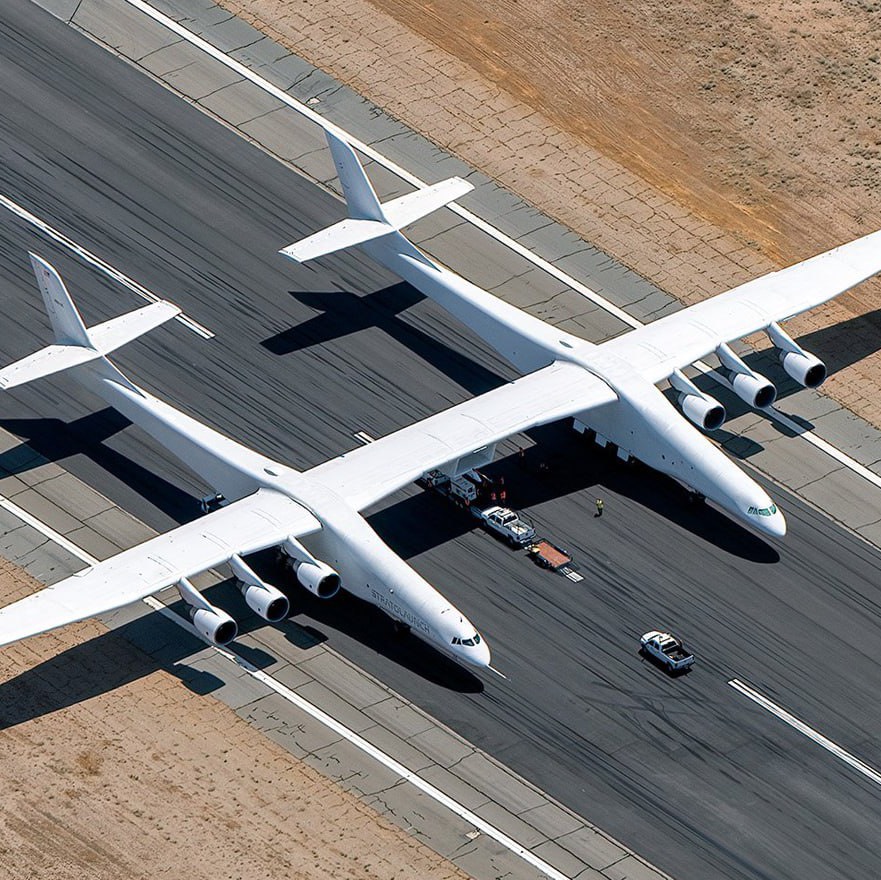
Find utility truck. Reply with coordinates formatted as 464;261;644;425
640;631;695;673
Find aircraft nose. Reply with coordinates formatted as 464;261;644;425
474;637;491;668
763;508;787;538
457;635;491;669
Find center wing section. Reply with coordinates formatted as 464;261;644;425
0;489;320;649
605;227;881;382
309;361;616;510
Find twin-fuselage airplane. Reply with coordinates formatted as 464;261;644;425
0;130;879;671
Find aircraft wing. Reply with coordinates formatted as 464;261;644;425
606;227;881;383
310;360;616;510
0;489;320;649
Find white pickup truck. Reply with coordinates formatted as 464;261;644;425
640;631;695;673
475;506;536;546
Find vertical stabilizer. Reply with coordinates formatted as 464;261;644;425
29;252;92;347
327;133;386;222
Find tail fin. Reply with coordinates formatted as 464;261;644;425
31;253;91;347
0;254;181;389
280;131;473;264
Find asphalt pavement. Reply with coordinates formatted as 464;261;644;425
1;3;881;879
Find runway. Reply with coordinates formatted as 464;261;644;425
2;4;881;879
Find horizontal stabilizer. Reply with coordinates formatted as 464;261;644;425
0;255;184;390
380;177;474;231
89;300;181;355
280;217;392;263
280;130;474;264
0;344;99;389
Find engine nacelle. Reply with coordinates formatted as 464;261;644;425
716;342;777;409
731;371;777;409
241;582;290;622
295;560;341;599
780;350;827;389
678;392;726;431
190;606;238;646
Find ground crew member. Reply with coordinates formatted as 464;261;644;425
595;498;604;517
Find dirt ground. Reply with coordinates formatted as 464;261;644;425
0;560;464;880
217;0;881;428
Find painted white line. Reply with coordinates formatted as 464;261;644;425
0;193;214;339
0;485;572;880
353;430;375;445
122;0;881;501
729;679;881;788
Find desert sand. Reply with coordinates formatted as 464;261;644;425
217;0;881;428
0;560;465;880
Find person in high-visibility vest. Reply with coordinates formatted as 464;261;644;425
595;498;604;517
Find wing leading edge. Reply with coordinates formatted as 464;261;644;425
310;360;617;510
605;227;881;382
0;489;320;649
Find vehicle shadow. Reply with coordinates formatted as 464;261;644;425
261;283;512;396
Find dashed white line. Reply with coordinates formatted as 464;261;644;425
123;0;881;500
353;430;375;445
0;484;572;880
0;193;213;339
729;678;881;788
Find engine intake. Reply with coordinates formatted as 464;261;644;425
678;392;726;431
716;343;777;409
781;350;827;389
229;554;290;622
191;606;238;645
766;321;827;389
241;583;290;622
731;371;777;409
281;538;341;599
669;370;726;431
296;561;342;599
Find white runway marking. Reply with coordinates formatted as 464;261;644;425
0;482;573;880
353;430;375;445
0;193;213;339
729;678;881;788
122;0;881;499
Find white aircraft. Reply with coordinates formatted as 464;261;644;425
0;253;525;669
283;131;881;539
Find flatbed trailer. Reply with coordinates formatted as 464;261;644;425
527;540;572;571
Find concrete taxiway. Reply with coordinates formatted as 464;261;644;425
2;3;881;880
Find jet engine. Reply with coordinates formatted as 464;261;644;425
191;606;238;645
679;392;726;431
669;370;726;431
766;322;827;388
177;576;238;645
716;343;777;409
229;554;289;622
281;538;341;599
295;561;342;599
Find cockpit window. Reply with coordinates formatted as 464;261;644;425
748;503;778;517
451;637;461;645
474;633;481;644
462;637;474;646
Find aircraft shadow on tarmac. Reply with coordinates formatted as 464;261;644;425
261;283;510;396
0;575;482;728
369;423;780;564
244;555;485;694
0;410;200;524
